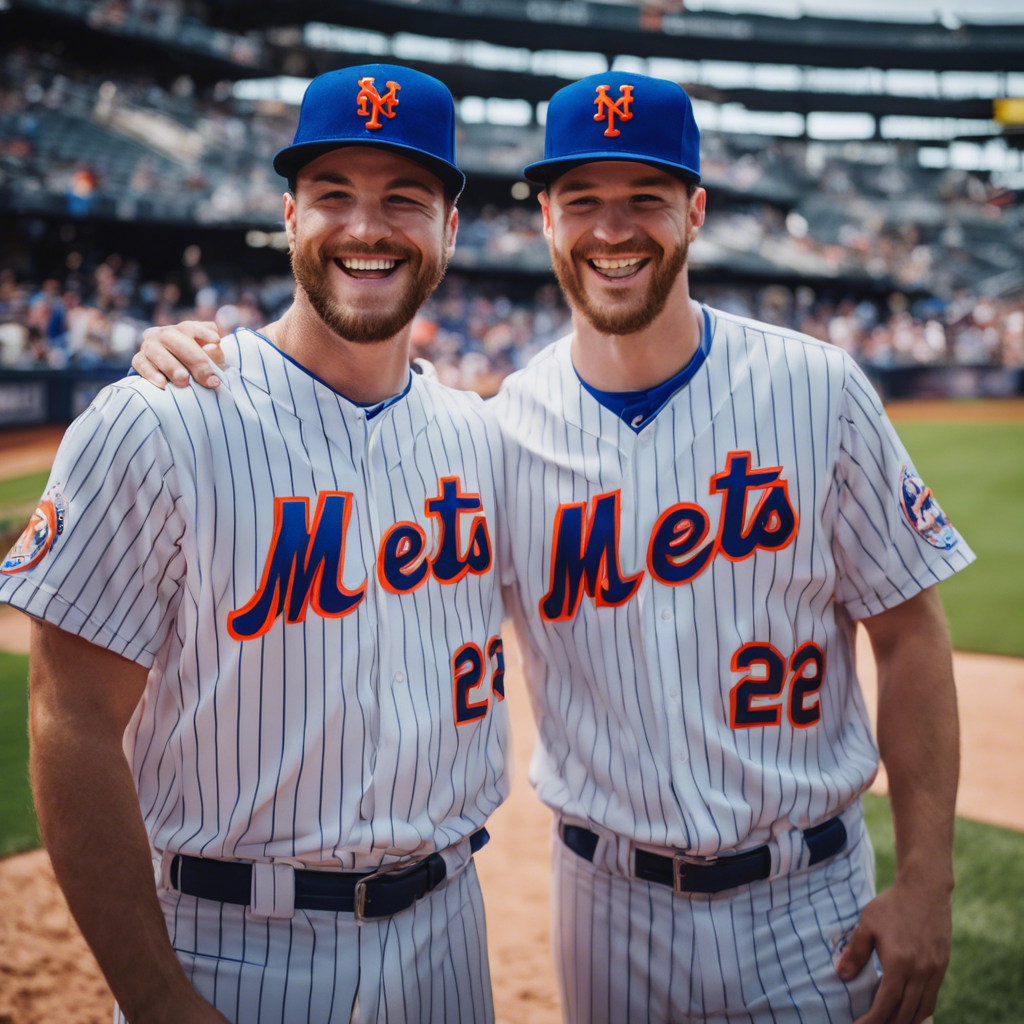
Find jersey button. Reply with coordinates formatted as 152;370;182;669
668;687;680;700
660;608;673;621
394;671;406;684
640;431;653;445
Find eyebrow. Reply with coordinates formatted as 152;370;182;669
308;172;439;197
555;174;676;195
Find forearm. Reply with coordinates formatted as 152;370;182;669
31;715;198;1021
29;636;204;1023
870;588;959;888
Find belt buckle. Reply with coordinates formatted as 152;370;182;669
672;851;716;892
353;858;426;925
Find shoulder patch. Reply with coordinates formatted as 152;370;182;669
1;487;68;574
898;467;957;551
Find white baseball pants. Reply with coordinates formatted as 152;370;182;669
114;858;492;1024
553;812;881;1024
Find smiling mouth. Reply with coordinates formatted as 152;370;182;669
333;257;404;279
587;256;650;280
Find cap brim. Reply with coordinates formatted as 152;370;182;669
523;152;700;188
274;139;466;199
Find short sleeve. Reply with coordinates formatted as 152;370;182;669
831;364;975;619
0;384;187;664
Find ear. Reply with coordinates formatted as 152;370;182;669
538;191;552;239
688;186;706;242
444;203;459;260
283;191;297;254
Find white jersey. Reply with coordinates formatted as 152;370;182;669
493;305;974;858
1;327;510;870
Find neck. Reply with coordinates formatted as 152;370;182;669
569;275;701;392
263;293;412;405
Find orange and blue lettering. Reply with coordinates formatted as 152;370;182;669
787;642;825;728
227;492;365;640
593;84;634;137
728;640;825;730
729;642;787;729
377;522;429;595
425;476;492;584
647;502;715;586
711;451;797;562
487;635;505;701
453;642;489;725
356;77;400;130
540;490;643;622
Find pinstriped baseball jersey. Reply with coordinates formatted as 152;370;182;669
494;304;974;858
0;327;510;870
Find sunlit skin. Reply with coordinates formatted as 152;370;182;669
265;146;458;404
540;161;706;392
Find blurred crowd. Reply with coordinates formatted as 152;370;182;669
3;40;1024;393
3;45;1023;296
0;47;289;223
2;257;1021;396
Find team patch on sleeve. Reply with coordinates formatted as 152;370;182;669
898;467;957;551
1;487;68;574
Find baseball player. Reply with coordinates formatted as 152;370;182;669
1;65;510;1024
134;74;971;1024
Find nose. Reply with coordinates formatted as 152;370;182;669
345;198;393;246
591;200;635;245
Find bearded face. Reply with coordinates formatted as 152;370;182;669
287;147;454;345
549;233;688;336
291;233;449;345
542;162;700;337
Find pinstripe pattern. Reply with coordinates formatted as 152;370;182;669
112;860;492;1024
552;811;880;1024
493;305;972;1021
1;328;508;1022
495;306;973;855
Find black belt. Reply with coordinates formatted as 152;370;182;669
562;817;846;894
170;828;488;920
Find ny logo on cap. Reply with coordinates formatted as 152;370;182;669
357;77;401;130
594;84;634;137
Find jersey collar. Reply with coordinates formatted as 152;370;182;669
559;305;717;442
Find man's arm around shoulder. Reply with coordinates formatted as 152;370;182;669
838;584;958;1024
29;619;230;1024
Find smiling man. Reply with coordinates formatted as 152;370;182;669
130;71;972;1024
0;66;509;1024
492;71;971;1024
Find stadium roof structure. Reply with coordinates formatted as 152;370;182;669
208;0;1024;73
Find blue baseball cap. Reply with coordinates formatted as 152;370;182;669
524;71;700;188
274;64;466;199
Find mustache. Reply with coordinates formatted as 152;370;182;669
573;240;663;261
321;242;416;262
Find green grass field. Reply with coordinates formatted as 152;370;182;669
0;652;38;857
894;420;1024;658
0;468;50;552
864;793;1024;1023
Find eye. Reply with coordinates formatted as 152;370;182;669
631;193;663;204
566;196;598;207
387;194;421;206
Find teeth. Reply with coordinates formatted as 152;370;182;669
340;258;398;270
591;257;643;269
